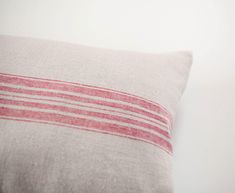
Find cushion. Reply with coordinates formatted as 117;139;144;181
0;35;192;193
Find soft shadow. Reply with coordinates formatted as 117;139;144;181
171;102;185;147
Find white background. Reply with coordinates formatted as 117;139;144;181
0;0;235;192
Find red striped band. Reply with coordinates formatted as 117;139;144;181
0;73;172;153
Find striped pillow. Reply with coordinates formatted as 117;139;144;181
0;35;192;193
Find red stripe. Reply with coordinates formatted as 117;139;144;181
0;98;170;138
0;86;169;125
0;74;171;119
0;72;171;119
0;116;172;154
0;93;167;129
0;107;172;152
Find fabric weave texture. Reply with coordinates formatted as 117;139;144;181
0;35;192;193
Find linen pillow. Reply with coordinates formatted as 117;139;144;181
0;35;192;193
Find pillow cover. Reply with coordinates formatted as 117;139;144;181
0;35;192;193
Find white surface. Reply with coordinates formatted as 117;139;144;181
0;0;235;192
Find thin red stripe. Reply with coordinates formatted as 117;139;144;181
0;107;172;152
0;86;169;125
0;93;167;129
0;98;170;138
0;74;171;119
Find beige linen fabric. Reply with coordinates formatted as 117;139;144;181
0;35;192;193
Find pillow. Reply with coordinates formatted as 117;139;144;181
0;35;192;193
